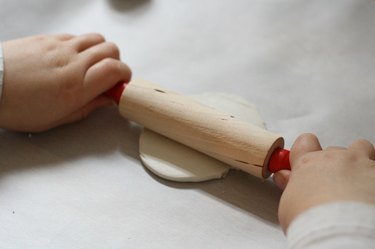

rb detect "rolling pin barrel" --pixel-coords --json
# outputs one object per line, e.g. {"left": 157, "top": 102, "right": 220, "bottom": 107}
{"left": 109, "top": 79, "right": 287, "bottom": 179}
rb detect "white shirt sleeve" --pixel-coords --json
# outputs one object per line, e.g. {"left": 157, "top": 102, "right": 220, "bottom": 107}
{"left": 286, "top": 202, "right": 375, "bottom": 249}
{"left": 0, "top": 42, "right": 3, "bottom": 100}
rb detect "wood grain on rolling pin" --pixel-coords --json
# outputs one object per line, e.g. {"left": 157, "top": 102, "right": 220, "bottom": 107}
{"left": 119, "top": 78, "right": 284, "bottom": 178}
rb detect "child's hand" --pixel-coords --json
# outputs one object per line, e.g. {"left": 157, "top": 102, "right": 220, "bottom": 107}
{"left": 0, "top": 33, "right": 131, "bottom": 132}
{"left": 273, "top": 133, "right": 375, "bottom": 232}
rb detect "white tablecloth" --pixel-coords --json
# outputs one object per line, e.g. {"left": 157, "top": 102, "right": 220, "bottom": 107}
{"left": 1, "top": 0, "right": 374, "bottom": 248}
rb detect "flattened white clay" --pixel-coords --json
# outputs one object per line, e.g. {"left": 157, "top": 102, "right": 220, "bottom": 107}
{"left": 139, "top": 93, "right": 266, "bottom": 182}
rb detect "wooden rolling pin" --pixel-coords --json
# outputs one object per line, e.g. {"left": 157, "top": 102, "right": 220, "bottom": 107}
{"left": 106, "top": 78, "right": 290, "bottom": 179}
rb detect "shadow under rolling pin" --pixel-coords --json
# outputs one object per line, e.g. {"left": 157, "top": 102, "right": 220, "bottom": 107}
{"left": 105, "top": 79, "right": 291, "bottom": 179}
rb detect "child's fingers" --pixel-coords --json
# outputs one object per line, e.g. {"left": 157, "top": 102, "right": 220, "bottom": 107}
{"left": 70, "top": 33, "right": 106, "bottom": 52}
{"left": 79, "top": 42, "right": 120, "bottom": 69}
{"left": 58, "top": 96, "right": 112, "bottom": 126}
{"left": 83, "top": 58, "right": 131, "bottom": 102}
{"left": 290, "top": 133, "right": 322, "bottom": 167}
{"left": 273, "top": 170, "right": 290, "bottom": 190}
{"left": 54, "top": 33, "right": 75, "bottom": 41}
{"left": 348, "top": 139, "right": 375, "bottom": 160}
{"left": 324, "top": 146, "right": 346, "bottom": 151}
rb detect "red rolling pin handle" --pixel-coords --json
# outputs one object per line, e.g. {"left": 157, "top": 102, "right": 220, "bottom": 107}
{"left": 104, "top": 82, "right": 128, "bottom": 104}
{"left": 268, "top": 148, "right": 291, "bottom": 173}
{"left": 105, "top": 82, "right": 291, "bottom": 174}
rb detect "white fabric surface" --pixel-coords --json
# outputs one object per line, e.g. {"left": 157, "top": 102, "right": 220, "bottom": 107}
{"left": 287, "top": 202, "right": 375, "bottom": 249}
{"left": 0, "top": 0, "right": 375, "bottom": 248}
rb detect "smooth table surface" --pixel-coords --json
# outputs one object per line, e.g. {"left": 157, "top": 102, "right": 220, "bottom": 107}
{"left": 1, "top": 0, "right": 375, "bottom": 248}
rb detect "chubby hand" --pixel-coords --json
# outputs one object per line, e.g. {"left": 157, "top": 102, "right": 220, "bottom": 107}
{"left": 0, "top": 33, "right": 131, "bottom": 132}
{"left": 273, "top": 133, "right": 375, "bottom": 232}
